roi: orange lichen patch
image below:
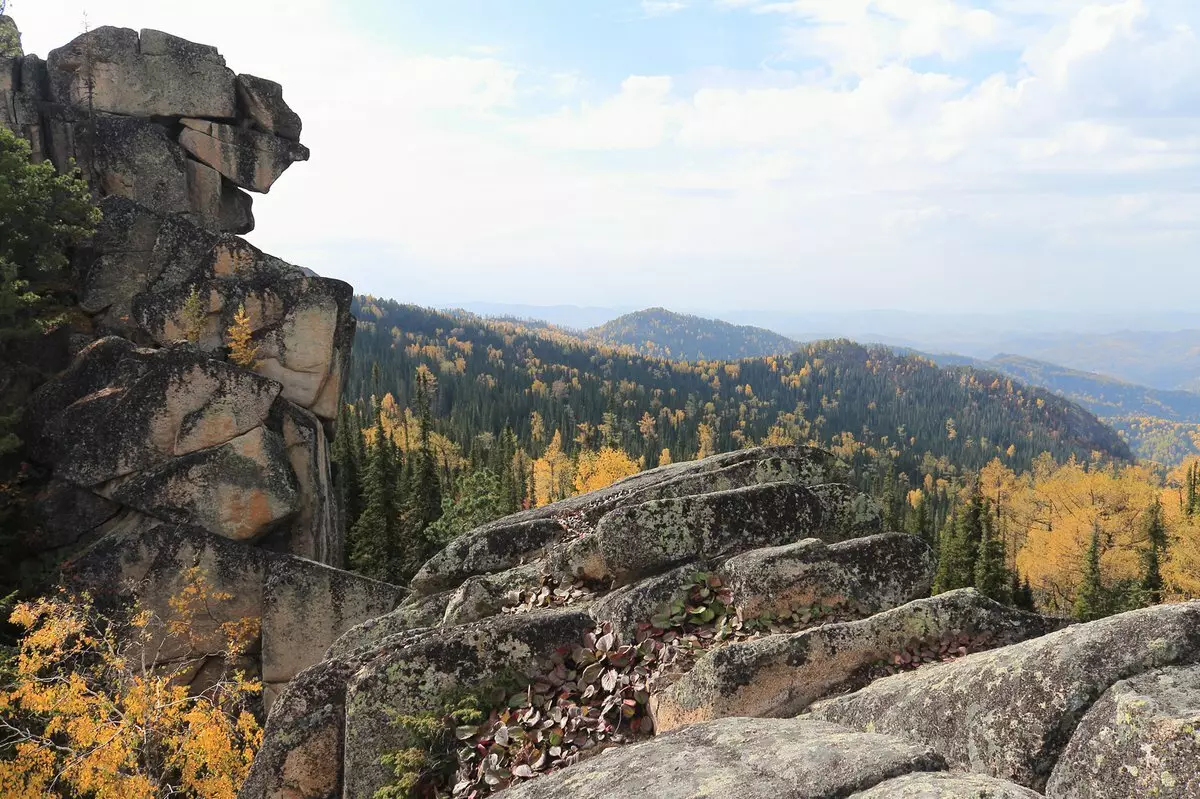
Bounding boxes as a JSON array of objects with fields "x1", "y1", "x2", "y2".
[
  {"x1": 278, "y1": 724, "x2": 340, "y2": 798},
  {"x1": 218, "y1": 485, "x2": 277, "y2": 541}
]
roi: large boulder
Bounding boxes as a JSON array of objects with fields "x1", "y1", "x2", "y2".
[
  {"x1": 720, "y1": 532, "x2": 935, "y2": 618},
  {"x1": 343, "y1": 611, "x2": 595, "y2": 799},
  {"x1": 495, "y1": 717, "x2": 946, "y2": 799},
  {"x1": 82, "y1": 198, "x2": 353, "y2": 422},
  {"x1": 409, "y1": 446, "x2": 846, "y2": 595},
  {"x1": 46, "y1": 26, "x2": 236, "y2": 118},
  {"x1": 261, "y1": 557, "x2": 402, "y2": 708},
  {"x1": 555, "y1": 481, "x2": 864, "y2": 585},
  {"x1": 27, "y1": 337, "x2": 281, "y2": 488},
  {"x1": 1045, "y1": 664, "x2": 1200, "y2": 799},
  {"x1": 179, "y1": 117, "x2": 309, "y2": 193},
  {"x1": 102, "y1": 424, "x2": 299, "y2": 542},
  {"x1": 810, "y1": 601, "x2": 1200, "y2": 792},
  {"x1": 850, "y1": 772, "x2": 1045, "y2": 798},
  {"x1": 652, "y1": 589, "x2": 1060, "y2": 732},
  {"x1": 235, "y1": 74, "x2": 302, "y2": 141}
]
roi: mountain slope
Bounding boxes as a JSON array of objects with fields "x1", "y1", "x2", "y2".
[
  {"x1": 917, "y1": 351, "x2": 1200, "y2": 465},
  {"x1": 587, "y1": 308, "x2": 798, "y2": 361},
  {"x1": 350, "y1": 297, "x2": 1130, "y2": 481}
]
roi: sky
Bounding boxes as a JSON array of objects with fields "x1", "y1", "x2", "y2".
[{"x1": 14, "y1": 0, "x2": 1200, "y2": 314}]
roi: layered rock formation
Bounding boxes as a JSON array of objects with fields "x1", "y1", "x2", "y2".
[
  {"x1": 9, "y1": 19, "x2": 387, "y2": 706},
  {"x1": 245, "y1": 440, "x2": 1200, "y2": 798}
]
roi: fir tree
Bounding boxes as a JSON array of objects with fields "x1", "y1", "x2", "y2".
[
  {"x1": 331, "y1": 403, "x2": 365, "y2": 540},
  {"x1": 1140, "y1": 496, "x2": 1166, "y2": 605},
  {"x1": 348, "y1": 415, "x2": 399, "y2": 581},
  {"x1": 973, "y1": 513, "x2": 1010, "y2": 604},
  {"x1": 225, "y1": 303, "x2": 258, "y2": 367},
  {"x1": 1073, "y1": 523, "x2": 1107, "y2": 622}
]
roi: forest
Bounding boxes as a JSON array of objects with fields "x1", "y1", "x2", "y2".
[{"x1": 331, "y1": 296, "x2": 1195, "y2": 621}]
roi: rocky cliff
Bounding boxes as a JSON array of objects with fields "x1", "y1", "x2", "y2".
[
  {"x1": 5, "y1": 19, "x2": 397, "y2": 706},
  {"x1": 244, "y1": 442, "x2": 1200, "y2": 799}
]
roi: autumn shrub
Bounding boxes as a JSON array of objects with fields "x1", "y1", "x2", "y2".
[{"x1": 0, "y1": 568, "x2": 262, "y2": 799}]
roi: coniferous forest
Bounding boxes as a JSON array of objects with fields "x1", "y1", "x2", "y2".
[{"x1": 331, "y1": 296, "x2": 1200, "y2": 619}]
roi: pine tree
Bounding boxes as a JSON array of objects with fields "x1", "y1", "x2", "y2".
[
  {"x1": 1073, "y1": 523, "x2": 1107, "y2": 622},
  {"x1": 932, "y1": 511, "x2": 961, "y2": 594},
  {"x1": 1014, "y1": 576, "x2": 1036, "y2": 612}
]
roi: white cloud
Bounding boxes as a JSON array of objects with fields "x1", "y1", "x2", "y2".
[
  {"x1": 642, "y1": 0, "x2": 690, "y2": 17},
  {"x1": 10, "y1": 0, "x2": 1200, "y2": 312}
]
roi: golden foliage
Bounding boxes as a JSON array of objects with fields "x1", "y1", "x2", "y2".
[
  {"x1": 574, "y1": 447, "x2": 640, "y2": 495},
  {"x1": 224, "y1": 304, "x2": 258, "y2": 368},
  {"x1": 0, "y1": 568, "x2": 262, "y2": 799}
]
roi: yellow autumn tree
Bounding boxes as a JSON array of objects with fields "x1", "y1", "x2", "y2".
[
  {"x1": 659, "y1": 448, "x2": 672, "y2": 466},
  {"x1": 574, "y1": 447, "x2": 640, "y2": 495},
  {"x1": 531, "y1": 430, "x2": 573, "y2": 507},
  {"x1": 225, "y1": 303, "x2": 258, "y2": 367},
  {"x1": 0, "y1": 568, "x2": 262, "y2": 799},
  {"x1": 696, "y1": 423, "x2": 716, "y2": 460}
]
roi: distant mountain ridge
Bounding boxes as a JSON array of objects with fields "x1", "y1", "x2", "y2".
[{"x1": 586, "y1": 308, "x2": 799, "y2": 361}]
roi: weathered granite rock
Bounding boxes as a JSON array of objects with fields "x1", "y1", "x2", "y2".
[
  {"x1": 653, "y1": 589, "x2": 1060, "y2": 732},
  {"x1": 721, "y1": 532, "x2": 935, "y2": 618},
  {"x1": 441, "y1": 575, "x2": 507, "y2": 627},
  {"x1": 409, "y1": 446, "x2": 846, "y2": 595},
  {"x1": 239, "y1": 657, "x2": 358, "y2": 799},
  {"x1": 0, "y1": 15, "x2": 20, "y2": 57},
  {"x1": 30, "y1": 479, "x2": 121, "y2": 550},
  {"x1": 82, "y1": 198, "x2": 354, "y2": 421},
  {"x1": 590, "y1": 563, "x2": 699, "y2": 641},
  {"x1": 810, "y1": 601, "x2": 1200, "y2": 792},
  {"x1": 46, "y1": 26, "x2": 236, "y2": 118},
  {"x1": 557, "y1": 481, "x2": 865, "y2": 585},
  {"x1": 261, "y1": 557, "x2": 401, "y2": 707},
  {"x1": 497, "y1": 717, "x2": 946, "y2": 799},
  {"x1": 102, "y1": 424, "x2": 299, "y2": 542},
  {"x1": 1045, "y1": 664, "x2": 1200, "y2": 799},
  {"x1": 343, "y1": 611, "x2": 595, "y2": 799},
  {"x1": 850, "y1": 772, "x2": 1045, "y2": 798},
  {"x1": 326, "y1": 594, "x2": 452, "y2": 660},
  {"x1": 236, "y1": 74, "x2": 301, "y2": 141},
  {"x1": 47, "y1": 114, "x2": 193, "y2": 218},
  {"x1": 67, "y1": 517, "x2": 271, "y2": 663},
  {"x1": 179, "y1": 117, "x2": 309, "y2": 193},
  {"x1": 27, "y1": 337, "x2": 281, "y2": 488},
  {"x1": 186, "y1": 157, "x2": 254, "y2": 234}
]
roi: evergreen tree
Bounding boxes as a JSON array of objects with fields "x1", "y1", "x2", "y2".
[
  {"x1": 932, "y1": 511, "x2": 962, "y2": 594},
  {"x1": 973, "y1": 513, "x2": 1010, "y2": 604},
  {"x1": 331, "y1": 403, "x2": 364, "y2": 540},
  {"x1": 348, "y1": 415, "x2": 400, "y2": 581},
  {"x1": 1014, "y1": 576, "x2": 1036, "y2": 612},
  {"x1": 1140, "y1": 496, "x2": 1167, "y2": 605},
  {"x1": 425, "y1": 468, "x2": 506, "y2": 545},
  {"x1": 1073, "y1": 523, "x2": 1107, "y2": 621}
]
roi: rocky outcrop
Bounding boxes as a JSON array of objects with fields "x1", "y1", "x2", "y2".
[
  {"x1": 10, "y1": 17, "x2": 382, "y2": 716},
  {"x1": 1045, "y1": 664, "x2": 1200, "y2": 799},
  {"x1": 809, "y1": 601, "x2": 1200, "y2": 792},
  {"x1": 652, "y1": 589, "x2": 1061, "y2": 732},
  {"x1": 497, "y1": 718, "x2": 947, "y2": 799}
]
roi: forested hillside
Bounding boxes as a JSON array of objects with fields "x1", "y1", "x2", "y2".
[
  {"x1": 348, "y1": 297, "x2": 1129, "y2": 484},
  {"x1": 920, "y1": 351, "x2": 1200, "y2": 465},
  {"x1": 586, "y1": 307, "x2": 798, "y2": 361}
]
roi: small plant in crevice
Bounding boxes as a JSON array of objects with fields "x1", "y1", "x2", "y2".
[
  {"x1": 868, "y1": 630, "x2": 993, "y2": 679},
  {"x1": 502, "y1": 574, "x2": 595, "y2": 616},
  {"x1": 376, "y1": 622, "x2": 666, "y2": 799}
]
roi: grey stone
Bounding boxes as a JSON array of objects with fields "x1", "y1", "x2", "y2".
[
  {"x1": 27, "y1": 337, "x2": 281, "y2": 488},
  {"x1": 30, "y1": 479, "x2": 121, "y2": 551},
  {"x1": 497, "y1": 717, "x2": 946, "y2": 799},
  {"x1": 343, "y1": 610, "x2": 594, "y2": 799},
  {"x1": 186, "y1": 157, "x2": 254, "y2": 234},
  {"x1": 850, "y1": 772, "x2": 1046, "y2": 798},
  {"x1": 653, "y1": 589, "x2": 1061, "y2": 732},
  {"x1": 1045, "y1": 664, "x2": 1200, "y2": 799},
  {"x1": 721, "y1": 532, "x2": 934, "y2": 618},
  {"x1": 809, "y1": 601, "x2": 1200, "y2": 792},
  {"x1": 261, "y1": 556, "x2": 401, "y2": 705},
  {"x1": 589, "y1": 562, "x2": 699, "y2": 641},
  {"x1": 236, "y1": 74, "x2": 301, "y2": 141},
  {"x1": 179, "y1": 117, "x2": 309, "y2": 193},
  {"x1": 442, "y1": 575, "x2": 507, "y2": 626},
  {"x1": 46, "y1": 26, "x2": 235, "y2": 118}
]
